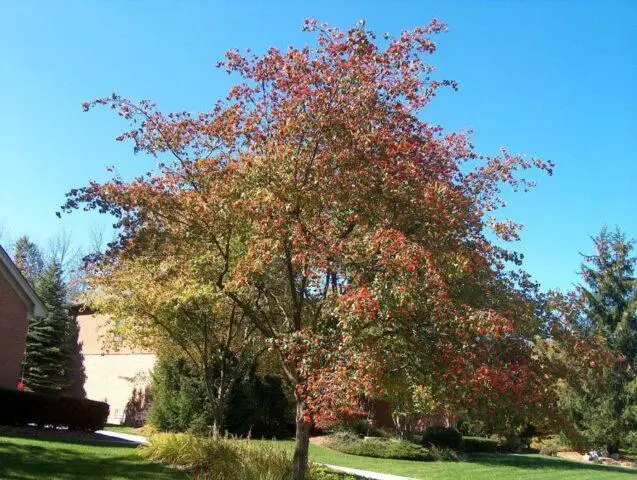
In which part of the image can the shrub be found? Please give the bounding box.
[307,466,361,479]
[149,357,294,437]
[147,358,213,434]
[0,388,108,431]
[226,373,294,438]
[421,426,462,450]
[141,432,293,479]
[539,444,559,456]
[530,434,570,455]
[461,436,501,453]
[326,433,435,461]
[329,418,374,437]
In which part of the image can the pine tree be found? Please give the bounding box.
[13,236,44,286]
[580,227,637,363]
[561,227,637,453]
[22,262,72,395]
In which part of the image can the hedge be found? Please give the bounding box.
[421,426,463,450]
[0,388,109,431]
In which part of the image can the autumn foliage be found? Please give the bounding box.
[64,19,561,478]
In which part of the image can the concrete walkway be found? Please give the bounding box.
[96,431,413,480]
[320,464,414,480]
[95,430,149,445]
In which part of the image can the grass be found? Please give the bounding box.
[0,427,184,479]
[1,426,635,480]
[257,439,637,480]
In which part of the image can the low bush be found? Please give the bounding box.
[421,426,462,450]
[539,444,559,456]
[461,436,502,453]
[329,418,374,437]
[530,434,570,455]
[325,432,458,461]
[142,432,294,480]
[307,466,362,479]
[0,388,108,431]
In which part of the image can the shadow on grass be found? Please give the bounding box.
[0,427,184,479]
[0,426,139,448]
[467,453,636,475]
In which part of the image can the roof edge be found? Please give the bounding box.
[0,244,47,318]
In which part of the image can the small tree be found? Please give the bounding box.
[89,253,262,433]
[22,262,72,395]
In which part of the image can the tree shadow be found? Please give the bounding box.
[467,453,636,475]
[0,426,139,448]
[0,441,185,479]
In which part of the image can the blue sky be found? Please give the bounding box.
[0,0,635,291]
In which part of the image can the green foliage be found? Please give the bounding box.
[306,466,361,479]
[559,227,637,454]
[141,432,294,480]
[461,436,503,454]
[328,419,376,437]
[148,357,293,437]
[324,432,456,461]
[580,227,637,362]
[421,426,463,450]
[22,262,73,395]
[227,373,294,438]
[147,357,213,434]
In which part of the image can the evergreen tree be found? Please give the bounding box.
[22,262,72,395]
[580,227,637,363]
[560,227,637,453]
[13,236,44,286]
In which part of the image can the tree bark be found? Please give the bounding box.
[292,396,311,480]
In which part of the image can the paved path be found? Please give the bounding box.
[96,431,413,479]
[321,463,414,480]
[95,430,149,445]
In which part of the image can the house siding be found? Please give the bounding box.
[75,311,155,424]
[0,273,28,390]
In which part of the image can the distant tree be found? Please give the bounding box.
[13,236,44,286]
[559,227,637,453]
[22,262,72,394]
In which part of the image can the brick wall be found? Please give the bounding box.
[0,274,28,390]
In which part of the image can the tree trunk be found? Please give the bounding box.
[292,396,311,480]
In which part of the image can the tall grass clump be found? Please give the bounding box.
[140,433,293,480]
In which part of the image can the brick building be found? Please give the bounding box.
[0,245,47,390]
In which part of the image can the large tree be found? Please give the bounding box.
[63,20,555,478]
[559,228,637,453]
[22,262,72,394]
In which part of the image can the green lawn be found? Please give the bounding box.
[258,439,637,480]
[0,428,184,480]
[1,428,635,480]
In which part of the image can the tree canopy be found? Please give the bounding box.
[63,19,557,479]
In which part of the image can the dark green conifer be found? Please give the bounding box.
[22,262,72,395]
